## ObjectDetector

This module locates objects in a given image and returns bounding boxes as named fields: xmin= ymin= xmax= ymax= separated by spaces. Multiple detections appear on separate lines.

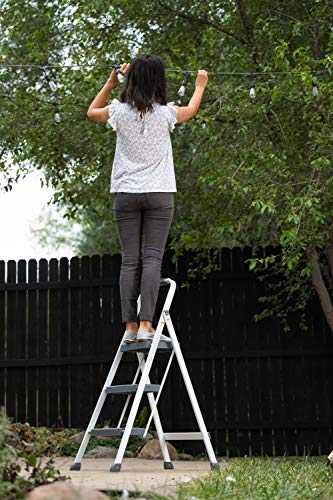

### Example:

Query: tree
xmin=30 ymin=202 xmax=122 ymax=256
xmin=1 ymin=0 xmax=332 ymax=332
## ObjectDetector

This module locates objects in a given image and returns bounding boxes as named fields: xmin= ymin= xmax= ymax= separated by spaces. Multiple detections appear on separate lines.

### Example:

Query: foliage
xmin=8 ymin=406 xmax=150 ymax=457
xmin=29 ymin=203 xmax=122 ymax=256
xmin=0 ymin=406 xmax=67 ymax=499
xmin=1 ymin=1 xmax=333 ymax=332
xmin=178 ymin=456 xmax=333 ymax=499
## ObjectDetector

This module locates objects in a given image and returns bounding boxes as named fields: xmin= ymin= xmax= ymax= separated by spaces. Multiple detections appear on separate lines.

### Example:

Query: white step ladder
xmin=69 ymin=278 xmax=220 ymax=472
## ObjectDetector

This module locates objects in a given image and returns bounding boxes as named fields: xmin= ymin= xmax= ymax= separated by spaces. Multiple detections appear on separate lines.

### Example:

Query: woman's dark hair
xmin=120 ymin=53 xmax=167 ymax=117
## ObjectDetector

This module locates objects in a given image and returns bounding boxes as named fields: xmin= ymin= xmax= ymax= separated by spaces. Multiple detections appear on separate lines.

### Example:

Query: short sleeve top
xmin=106 ymin=98 xmax=178 ymax=193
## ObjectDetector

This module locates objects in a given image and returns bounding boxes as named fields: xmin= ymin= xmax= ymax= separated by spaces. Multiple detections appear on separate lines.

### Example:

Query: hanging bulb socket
xmin=311 ymin=71 xmax=319 ymax=96
xmin=43 ymin=67 xmax=57 ymax=92
xmin=112 ymin=64 xmax=125 ymax=83
xmin=249 ymin=74 xmax=256 ymax=99
xmin=53 ymin=102 xmax=61 ymax=123
xmin=178 ymin=71 xmax=191 ymax=97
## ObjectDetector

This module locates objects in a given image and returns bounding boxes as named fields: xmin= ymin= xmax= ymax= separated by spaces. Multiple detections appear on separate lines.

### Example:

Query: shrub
xmin=0 ymin=406 xmax=67 ymax=499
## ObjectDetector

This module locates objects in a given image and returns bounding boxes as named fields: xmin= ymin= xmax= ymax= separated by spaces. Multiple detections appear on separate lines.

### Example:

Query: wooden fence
xmin=0 ymin=247 xmax=332 ymax=457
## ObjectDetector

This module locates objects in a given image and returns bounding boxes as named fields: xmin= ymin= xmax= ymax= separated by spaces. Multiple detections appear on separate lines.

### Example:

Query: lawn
xmin=176 ymin=456 xmax=333 ymax=499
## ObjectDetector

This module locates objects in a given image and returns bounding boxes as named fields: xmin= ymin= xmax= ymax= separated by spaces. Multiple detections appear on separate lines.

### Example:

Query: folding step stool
xmin=69 ymin=278 xmax=220 ymax=472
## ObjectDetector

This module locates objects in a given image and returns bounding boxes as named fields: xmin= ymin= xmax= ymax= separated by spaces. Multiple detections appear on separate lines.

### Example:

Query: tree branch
xmin=236 ymin=0 xmax=261 ymax=66
xmin=308 ymin=246 xmax=333 ymax=333
xmin=236 ymin=0 xmax=253 ymax=42
xmin=157 ymin=1 xmax=248 ymax=45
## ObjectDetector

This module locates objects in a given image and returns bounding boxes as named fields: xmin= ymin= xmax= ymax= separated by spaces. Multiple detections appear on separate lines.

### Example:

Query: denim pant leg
xmin=139 ymin=193 xmax=174 ymax=322
xmin=113 ymin=193 xmax=143 ymax=322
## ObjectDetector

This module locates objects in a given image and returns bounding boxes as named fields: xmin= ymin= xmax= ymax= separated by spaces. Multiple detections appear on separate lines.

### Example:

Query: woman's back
xmin=107 ymin=98 xmax=178 ymax=193
xmin=86 ymin=54 xmax=208 ymax=194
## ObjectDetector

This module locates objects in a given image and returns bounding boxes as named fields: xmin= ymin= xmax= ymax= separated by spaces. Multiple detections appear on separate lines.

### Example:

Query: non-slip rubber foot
xmin=210 ymin=462 xmax=220 ymax=470
xmin=69 ymin=462 xmax=81 ymax=471
xmin=110 ymin=463 xmax=121 ymax=472
xmin=164 ymin=461 xmax=174 ymax=470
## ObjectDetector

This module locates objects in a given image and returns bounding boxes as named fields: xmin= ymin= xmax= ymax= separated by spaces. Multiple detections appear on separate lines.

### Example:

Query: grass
xmin=175 ymin=455 xmax=333 ymax=499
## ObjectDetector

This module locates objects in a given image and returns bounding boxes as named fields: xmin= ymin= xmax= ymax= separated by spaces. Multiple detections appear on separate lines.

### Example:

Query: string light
xmin=53 ymin=102 xmax=61 ymax=123
xmin=0 ymin=62 xmax=329 ymax=76
xmin=311 ymin=71 xmax=319 ymax=96
xmin=111 ymin=64 xmax=125 ymax=83
xmin=177 ymin=71 xmax=190 ymax=97
xmin=43 ymin=66 xmax=57 ymax=92
xmin=249 ymin=74 xmax=256 ymax=99
xmin=0 ymin=62 xmax=328 ymax=121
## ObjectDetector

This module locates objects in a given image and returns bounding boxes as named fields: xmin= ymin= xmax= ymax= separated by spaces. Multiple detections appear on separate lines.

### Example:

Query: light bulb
xmin=49 ymin=80 xmax=57 ymax=92
xmin=310 ymin=71 xmax=319 ymax=96
xmin=54 ymin=103 xmax=61 ymax=122
xmin=177 ymin=72 xmax=190 ymax=97
xmin=116 ymin=69 xmax=125 ymax=83
xmin=44 ymin=71 xmax=57 ymax=92
xmin=249 ymin=75 xmax=256 ymax=99
xmin=312 ymin=82 xmax=319 ymax=96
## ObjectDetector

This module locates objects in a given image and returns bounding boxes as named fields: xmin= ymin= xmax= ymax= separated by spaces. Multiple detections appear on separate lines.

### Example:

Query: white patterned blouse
xmin=106 ymin=98 xmax=178 ymax=193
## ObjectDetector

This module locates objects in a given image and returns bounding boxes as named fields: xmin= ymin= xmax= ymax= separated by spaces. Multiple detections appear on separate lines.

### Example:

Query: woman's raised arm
xmin=173 ymin=69 xmax=208 ymax=124
xmin=87 ymin=62 xmax=130 ymax=122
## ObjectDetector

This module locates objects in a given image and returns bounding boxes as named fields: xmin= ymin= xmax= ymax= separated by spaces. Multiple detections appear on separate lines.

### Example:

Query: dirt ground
xmin=52 ymin=456 xmax=227 ymax=497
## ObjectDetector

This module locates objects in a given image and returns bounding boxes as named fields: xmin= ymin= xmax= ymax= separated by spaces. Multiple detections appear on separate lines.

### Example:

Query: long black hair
xmin=120 ymin=53 xmax=167 ymax=117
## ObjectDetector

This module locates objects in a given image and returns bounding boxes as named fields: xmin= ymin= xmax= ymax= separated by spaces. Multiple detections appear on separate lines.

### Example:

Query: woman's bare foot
xmin=139 ymin=320 xmax=155 ymax=333
xmin=126 ymin=321 xmax=138 ymax=332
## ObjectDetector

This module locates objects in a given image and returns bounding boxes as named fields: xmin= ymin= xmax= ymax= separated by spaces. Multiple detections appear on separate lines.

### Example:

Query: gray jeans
xmin=113 ymin=192 xmax=174 ymax=323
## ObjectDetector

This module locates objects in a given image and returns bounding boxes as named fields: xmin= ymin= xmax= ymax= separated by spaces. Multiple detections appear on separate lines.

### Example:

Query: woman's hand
xmin=108 ymin=62 xmax=130 ymax=86
xmin=195 ymin=69 xmax=208 ymax=89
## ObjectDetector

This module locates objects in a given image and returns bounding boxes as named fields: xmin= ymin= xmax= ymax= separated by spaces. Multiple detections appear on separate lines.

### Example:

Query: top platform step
xmin=121 ymin=340 xmax=173 ymax=353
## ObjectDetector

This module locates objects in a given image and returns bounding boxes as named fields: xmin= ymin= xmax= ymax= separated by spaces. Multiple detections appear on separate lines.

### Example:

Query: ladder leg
xmin=110 ymin=323 xmax=163 ymax=472
xmin=69 ymin=343 xmax=124 ymax=470
xmin=137 ymin=352 xmax=173 ymax=470
xmin=163 ymin=310 xmax=220 ymax=470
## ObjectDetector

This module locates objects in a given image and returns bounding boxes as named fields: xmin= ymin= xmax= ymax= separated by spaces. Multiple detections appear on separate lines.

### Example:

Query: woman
xmin=87 ymin=54 xmax=208 ymax=343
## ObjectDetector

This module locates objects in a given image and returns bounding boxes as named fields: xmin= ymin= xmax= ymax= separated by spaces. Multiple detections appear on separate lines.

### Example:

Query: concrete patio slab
xmin=53 ymin=457 xmax=228 ymax=497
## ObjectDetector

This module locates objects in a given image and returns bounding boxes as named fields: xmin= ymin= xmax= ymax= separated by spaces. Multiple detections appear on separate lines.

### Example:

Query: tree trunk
xmin=326 ymin=245 xmax=333 ymax=280
xmin=308 ymin=246 xmax=333 ymax=333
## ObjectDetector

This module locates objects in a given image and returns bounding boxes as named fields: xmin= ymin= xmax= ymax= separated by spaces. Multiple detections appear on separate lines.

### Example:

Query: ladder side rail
xmin=137 ymin=352 xmax=173 ymax=468
xmin=137 ymin=279 xmax=176 ymax=317
xmin=143 ymin=350 xmax=175 ymax=437
xmin=163 ymin=310 xmax=219 ymax=467
xmin=116 ymin=283 xmax=174 ymax=433
xmin=110 ymin=320 xmax=164 ymax=470
xmin=160 ymin=279 xmax=177 ymax=313
xmin=70 ymin=336 xmax=125 ymax=467
xmin=115 ymin=292 xmax=146 ymax=429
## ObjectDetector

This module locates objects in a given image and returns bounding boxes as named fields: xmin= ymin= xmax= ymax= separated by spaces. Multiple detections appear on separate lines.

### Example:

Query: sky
xmin=0 ymin=169 xmax=78 ymax=263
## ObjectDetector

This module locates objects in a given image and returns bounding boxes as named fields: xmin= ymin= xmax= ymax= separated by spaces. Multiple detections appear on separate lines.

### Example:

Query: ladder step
xmin=163 ymin=432 xmax=211 ymax=440
xmin=90 ymin=427 xmax=145 ymax=437
xmin=121 ymin=340 xmax=173 ymax=353
xmin=106 ymin=384 xmax=160 ymax=395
